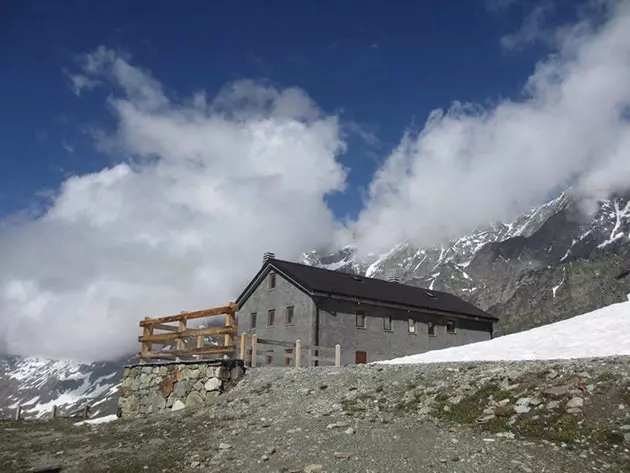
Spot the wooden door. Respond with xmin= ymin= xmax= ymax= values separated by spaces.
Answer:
xmin=355 ymin=351 xmax=367 ymax=364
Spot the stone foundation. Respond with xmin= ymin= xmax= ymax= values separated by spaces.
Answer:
xmin=117 ymin=359 xmax=245 ymax=417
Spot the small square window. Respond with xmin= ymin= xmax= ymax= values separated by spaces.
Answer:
xmin=383 ymin=316 xmax=393 ymax=332
xmin=284 ymin=349 xmax=293 ymax=366
xmin=285 ymin=306 xmax=294 ymax=325
xmin=265 ymin=351 xmax=273 ymax=365
xmin=356 ymin=311 xmax=366 ymax=328
xmin=267 ymin=309 xmax=275 ymax=327
xmin=408 ymin=319 xmax=416 ymax=334
xmin=250 ymin=312 xmax=257 ymax=329
xmin=446 ymin=321 xmax=456 ymax=334
xmin=269 ymin=272 xmax=276 ymax=289
xmin=428 ymin=322 xmax=436 ymax=337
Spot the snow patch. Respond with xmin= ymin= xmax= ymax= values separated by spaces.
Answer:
xmin=378 ymin=300 xmax=630 ymax=364
xmin=74 ymin=414 xmax=118 ymax=426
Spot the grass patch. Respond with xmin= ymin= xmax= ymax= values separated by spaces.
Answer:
xmin=435 ymin=383 xmax=512 ymax=425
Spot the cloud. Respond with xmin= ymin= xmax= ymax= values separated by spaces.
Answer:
xmin=0 ymin=49 xmax=347 ymax=361
xmin=500 ymin=2 xmax=555 ymax=51
xmin=350 ymin=0 xmax=630 ymax=256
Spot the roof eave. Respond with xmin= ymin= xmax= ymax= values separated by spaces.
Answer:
xmin=311 ymin=290 xmax=498 ymax=322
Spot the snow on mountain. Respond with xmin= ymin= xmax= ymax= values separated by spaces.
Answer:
xmin=0 ymin=355 xmax=126 ymax=419
xmin=379 ymin=298 xmax=630 ymax=364
xmin=303 ymin=190 xmax=630 ymax=335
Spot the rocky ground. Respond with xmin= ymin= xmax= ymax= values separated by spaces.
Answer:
xmin=2 ymin=357 xmax=630 ymax=473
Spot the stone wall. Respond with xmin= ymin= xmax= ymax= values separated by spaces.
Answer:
xmin=117 ymin=359 xmax=245 ymax=418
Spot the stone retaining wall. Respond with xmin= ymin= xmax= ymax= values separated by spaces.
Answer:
xmin=117 ymin=359 xmax=245 ymax=418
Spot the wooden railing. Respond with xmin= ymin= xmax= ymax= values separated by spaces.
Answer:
xmin=239 ymin=334 xmax=341 ymax=368
xmin=138 ymin=303 xmax=238 ymax=362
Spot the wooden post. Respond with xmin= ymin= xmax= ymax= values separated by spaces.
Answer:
xmin=239 ymin=333 xmax=247 ymax=361
xmin=14 ymin=404 xmax=21 ymax=421
xmin=224 ymin=310 xmax=234 ymax=348
xmin=295 ymin=340 xmax=302 ymax=368
xmin=176 ymin=316 xmax=187 ymax=361
xmin=82 ymin=405 xmax=90 ymax=419
xmin=140 ymin=317 xmax=151 ymax=363
xmin=251 ymin=334 xmax=258 ymax=368
xmin=52 ymin=405 xmax=58 ymax=419
xmin=334 ymin=344 xmax=341 ymax=367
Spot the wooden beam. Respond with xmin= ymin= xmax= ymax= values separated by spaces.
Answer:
xmin=256 ymin=337 xmax=295 ymax=348
xmin=295 ymin=339 xmax=301 ymax=368
xmin=224 ymin=311 xmax=234 ymax=348
xmin=138 ymin=325 xmax=236 ymax=343
xmin=239 ymin=333 xmax=247 ymax=361
xmin=152 ymin=323 xmax=179 ymax=332
xmin=138 ymin=345 xmax=236 ymax=360
xmin=140 ymin=304 xmax=237 ymax=327
xmin=251 ymin=334 xmax=258 ymax=368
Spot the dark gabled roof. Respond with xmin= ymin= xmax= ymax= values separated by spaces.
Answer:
xmin=237 ymin=258 xmax=496 ymax=321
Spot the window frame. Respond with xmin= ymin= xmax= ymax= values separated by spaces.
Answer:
xmin=446 ymin=320 xmax=456 ymax=334
xmin=356 ymin=310 xmax=367 ymax=329
xmin=265 ymin=351 xmax=273 ymax=366
xmin=428 ymin=321 xmax=436 ymax=337
xmin=284 ymin=348 xmax=293 ymax=366
xmin=383 ymin=315 xmax=393 ymax=332
xmin=267 ymin=309 xmax=275 ymax=327
xmin=285 ymin=306 xmax=295 ymax=325
xmin=408 ymin=318 xmax=416 ymax=334
xmin=268 ymin=272 xmax=276 ymax=290
xmin=250 ymin=312 xmax=257 ymax=329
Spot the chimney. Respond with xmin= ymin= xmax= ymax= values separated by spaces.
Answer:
xmin=263 ymin=252 xmax=275 ymax=265
xmin=389 ymin=273 xmax=401 ymax=284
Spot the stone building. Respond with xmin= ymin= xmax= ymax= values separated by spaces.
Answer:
xmin=235 ymin=254 xmax=497 ymax=366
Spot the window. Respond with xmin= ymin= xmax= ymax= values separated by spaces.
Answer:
xmin=446 ymin=320 xmax=456 ymax=334
xmin=285 ymin=306 xmax=294 ymax=325
xmin=250 ymin=312 xmax=257 ymax=329
xmin=408 ymin=318 xmax=416 ymax=334
xmin=383 ymin=316 xmax=393 ymax=332
xmin=265 ymin=351 xmax=273 ymax=365
xmin=268 ymin=272 xmax=276 ymax=289
xmin=267 ymin=309 xmax=275 ymax=327
xmin=355 ymin=351 xmax=367 ymax=364
xmin=356 ymin=311 xmax=366 ymax=328
xmin=428 ymin=322 xmax=436 ymax=337
xmin=284 ymin=349 xmax=293 ymax=366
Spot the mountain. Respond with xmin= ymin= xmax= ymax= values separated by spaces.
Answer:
xmin=303 ymin=190 xmax=630 ymax=336
xmin=0 ymin=355 xmax=127 ymax=420
xmin=2 ymin=190 xmax=629 ymax=420
xmin=0 ymin=335 xmax=222 ymax=420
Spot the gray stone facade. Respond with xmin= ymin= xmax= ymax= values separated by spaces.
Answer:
xmin=236 ymin=269 xmax=493 ymax=366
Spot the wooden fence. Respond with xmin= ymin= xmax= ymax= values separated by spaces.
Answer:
xmin=138 ymin=303 xmax=238 ymax=362
xmin=11 ymin=403 xmax=91 ymax=421
xmin=238 ymin=333 xmax=341 ymax=368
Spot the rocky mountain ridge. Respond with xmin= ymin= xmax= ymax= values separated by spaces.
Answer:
xmin=303 ymin=190 xmax=630 ymax=335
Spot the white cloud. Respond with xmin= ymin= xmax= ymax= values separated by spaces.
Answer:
xmin=0 ymin=50 xmax=347 ymax=361
xmin=3 ymin=2 xmax=630 ymax=361
xmin=351 ymin=0 xmax=630 ymax=255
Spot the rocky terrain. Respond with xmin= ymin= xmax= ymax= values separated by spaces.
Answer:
xmin=2 ymin=358 xmax=630 ymax=472
xmin=305 ymin=190 xmax=630 ymax=335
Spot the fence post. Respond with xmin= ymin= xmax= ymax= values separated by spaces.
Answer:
xmin=176 ymin=315 xmax=187 ymax=362
xmin=52 ymin=404 xmax=58 ymax=419
xmin=140 ymin=317 xmax=151 ymax=363
xmin=240 ymin=333 xmax=247 ymax=361
xmin=335 ymin=344 xmax=341 ymax=367
xmin=14 ymin=404 xmax=21 ymax=421
xmin=82 ymin=405 xmax=90 ymax=419
xmin=295 ymin=340 xmax=301 ymax=368
xmin=251 ymin=334 xmax=258 ymax=368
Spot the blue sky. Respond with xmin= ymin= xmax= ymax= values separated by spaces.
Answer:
xmin=4 ymin=0 xmax=630 ymax=360
xmin=2 ymin=0 xmax=563 ymax=220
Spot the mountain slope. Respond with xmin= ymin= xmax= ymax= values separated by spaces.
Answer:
xmin=304 ymin=190 xmax=630 ymax=335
